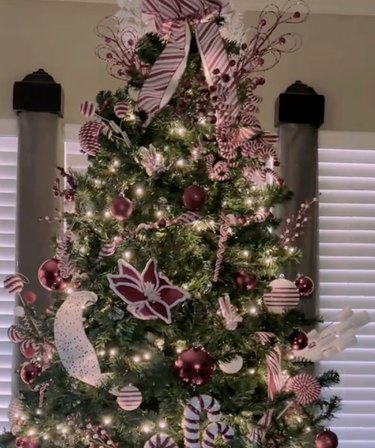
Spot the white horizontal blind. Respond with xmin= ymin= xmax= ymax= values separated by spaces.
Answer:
xmin=318 ymin=132 xmax=375 ymax=447
xmin=0 ymin=129 xmax=18 ymax=432
xmin=64 ymin=125 xmax=89 ymax=173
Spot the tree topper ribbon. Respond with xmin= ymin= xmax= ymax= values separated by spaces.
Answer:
xmin=138 ymin=0 xmax=233 ymax=119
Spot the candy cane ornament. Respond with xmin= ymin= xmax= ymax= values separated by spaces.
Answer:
xmin=183 ymin=395 xmax=234 ymax=448
xmin=144 ymin=434 xmax=177 ymax=448
xmin=202 ymin=422 xmax=234 ymax=448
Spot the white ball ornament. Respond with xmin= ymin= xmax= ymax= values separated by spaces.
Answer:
xmin=263 ymin=277 xmax=300 ymax=314
xmin=116 ymin=386 xmax=142 ymax=411
xmin=218 ymin=355 xmax=243 ymax=374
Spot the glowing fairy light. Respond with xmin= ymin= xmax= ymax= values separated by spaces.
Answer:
xmin=141 ymin=423 xmax=152 ymax=433
xmin=143 ymin=352 xmax=152 ymax=361
xmin=243 ymin=250 xmax=250 ymax=258
xmin=176 ymin=158 xmax=185 ymax=167
xmin=135 ymin=186 xmax=144 ymax=197
xmin=86 ymin=210 xmax=93 ymax=218
xmin=103 ymin=416 xmax=113 ymax=426
xmin=133 ymin=355 xmax=141 ymax=363
xmin=158 ymin=420 xmax=167 ymax=429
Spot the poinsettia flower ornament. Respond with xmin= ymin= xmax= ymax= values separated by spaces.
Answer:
xmin=107 ymin=259 xmax=189 ymax=324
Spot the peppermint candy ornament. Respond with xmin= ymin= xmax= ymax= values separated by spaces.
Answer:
xmin=4 ymin=274 xmax=27 ymax=294
xmin=80 ymin=101 xmax=96 ymax=117
xmin=78 ymin=121 xmax=103 ymax=157
xmin=263 ymin=277 xmax=300 ymax=314
xmin=114 ymin=101 xmax=129 ymax=119
xmin=288 ymin=373 xmax=321 ymax=405
xmin=116 ymin=386 xmax=142 ymax=411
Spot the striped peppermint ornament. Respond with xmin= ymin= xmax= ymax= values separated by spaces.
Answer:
xmin=7 ymin=325 xmax=24 ymax=343
xmin=114 ymin=101 xmax=129 ymax=119
xmin=78 ymin=121 xmax=103 ymax=157
xmin=183 ymin=395 xmax=221 ymax=448
xmin=80 ymin=101 xmax=96 ymax=117
xmin=288 ymin=373 xmax=321 ymax=406
xmin=4 ymin=274 xmax=26 ymax=294
xmin=263 ymin=277 xmax=300 ymax=314
xmin=202 ymin=422 xmax=234 ymax=448
xmin=116 ymin=386 xmax=142 ymax=411
xmin=144 ymin=434 xmax=177 ymax=448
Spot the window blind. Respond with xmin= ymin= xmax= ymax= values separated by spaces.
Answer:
xmin=0 ymin=133 xmax=18 ymax=432
xmin=318 ymin=134 xmax=375 ymax=447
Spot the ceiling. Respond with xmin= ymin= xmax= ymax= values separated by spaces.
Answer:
xmin=45 ymin=0 xmax=375 ymax=16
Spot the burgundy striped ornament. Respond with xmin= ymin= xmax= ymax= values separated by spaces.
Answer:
xmin=4 ymin=274 xmax=26 ymax=294
xmin=99 ymin=242 xmax=117 ymax=258
xmin=78 ymin=121 xmax=103 ymax=157
xmin=80 ymin=101 xmax=96 ymax=117
xmin=263 ymin=277 xmax=300 ymax=314
xmin=7 ymin=325 xmax=24 ymax=343
xmin=20 ymin=340 xmax=40 ymax=359
xmin=116 ymin=386 xmax=142 ymax=411
xmin=114 ymin=101 xmax=129 ymax=119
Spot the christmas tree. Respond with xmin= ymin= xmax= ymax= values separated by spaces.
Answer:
xmin=3 ymin=1 xmax=370 ymax=447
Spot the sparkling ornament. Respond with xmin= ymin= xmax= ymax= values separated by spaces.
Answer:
xmin=110 ymin=195 xmax=133 ymax=221
xmin=218 ymin=355 xmax=243 ymax=374
xmin=295 ymin=275 xmax=315 ymax=297
xmin=288 ymin=373 xmax=321 ymax=405
xmin=23 ymin=291 xmax=37 ymax=304
xmin=14 ymin=306 xmax=25 ymax=317
xmin=182 ymin=185 xmax=207 ymax=211
xmin=20 ymin=362 xmax=41 ymax=385
xmin=315 ymin=430 xmax=339 ymax=448
xmin=263 ymin=277 xmax=300 ymax=314
xmin=78 ymin=121 xmax=103 ymax=157
xmin=116 ymin=385 xmax=142 ymax=411
xmin=7 ymin=325 xmax=24 ymax=343
xmin=174 ymin=346 xmax=215 ymax=386
xmin=20 ymin=340 xmax=39 ymax=359
xmin=38 ymin=259 xmax=71 ymax=291
xmin=288 ymin=330 xmax=308 ymax=350
xmin=234 ymin=271 xmax=256 ymax=290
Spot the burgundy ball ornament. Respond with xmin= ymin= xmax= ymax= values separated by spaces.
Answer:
xmin=295 ymin=275 xmax=315 ymax=297
xmin=174 ymin=346 xmax=215 ymax=386
xmin=289 ymin=330 xmax=308 ymax=350
xmin=16 ymin=437 xmax=41 ymax=448
xmin=234 ymin=272 xmax=256 ymax=290
xmin=315 ymin=430 xmax=339 ymax=448
xmin=182 ymin=185 xmax=207 ymax=211
xmin=20 ymin=362 xmax=41 ymax=385
xmin=38 ymin=259 xmax=71 ymax=291
xmin=110 ymin=195 xmax=133 ymax=221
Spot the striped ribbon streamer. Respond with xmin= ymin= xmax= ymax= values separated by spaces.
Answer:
xmin=138 ymin=0 xmax=237 ymax=120
xmin=248 ymin=332 xmax=285 ymax=444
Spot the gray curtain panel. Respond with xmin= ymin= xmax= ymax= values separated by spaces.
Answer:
xmin=277 ymin=122 xmax=319 ymax=319
xmin=13 ymin=112 xmax=63 ymax=394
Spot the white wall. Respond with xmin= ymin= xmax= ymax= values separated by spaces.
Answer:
xmin=1 ymin=0 xmax=375 ymax=131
